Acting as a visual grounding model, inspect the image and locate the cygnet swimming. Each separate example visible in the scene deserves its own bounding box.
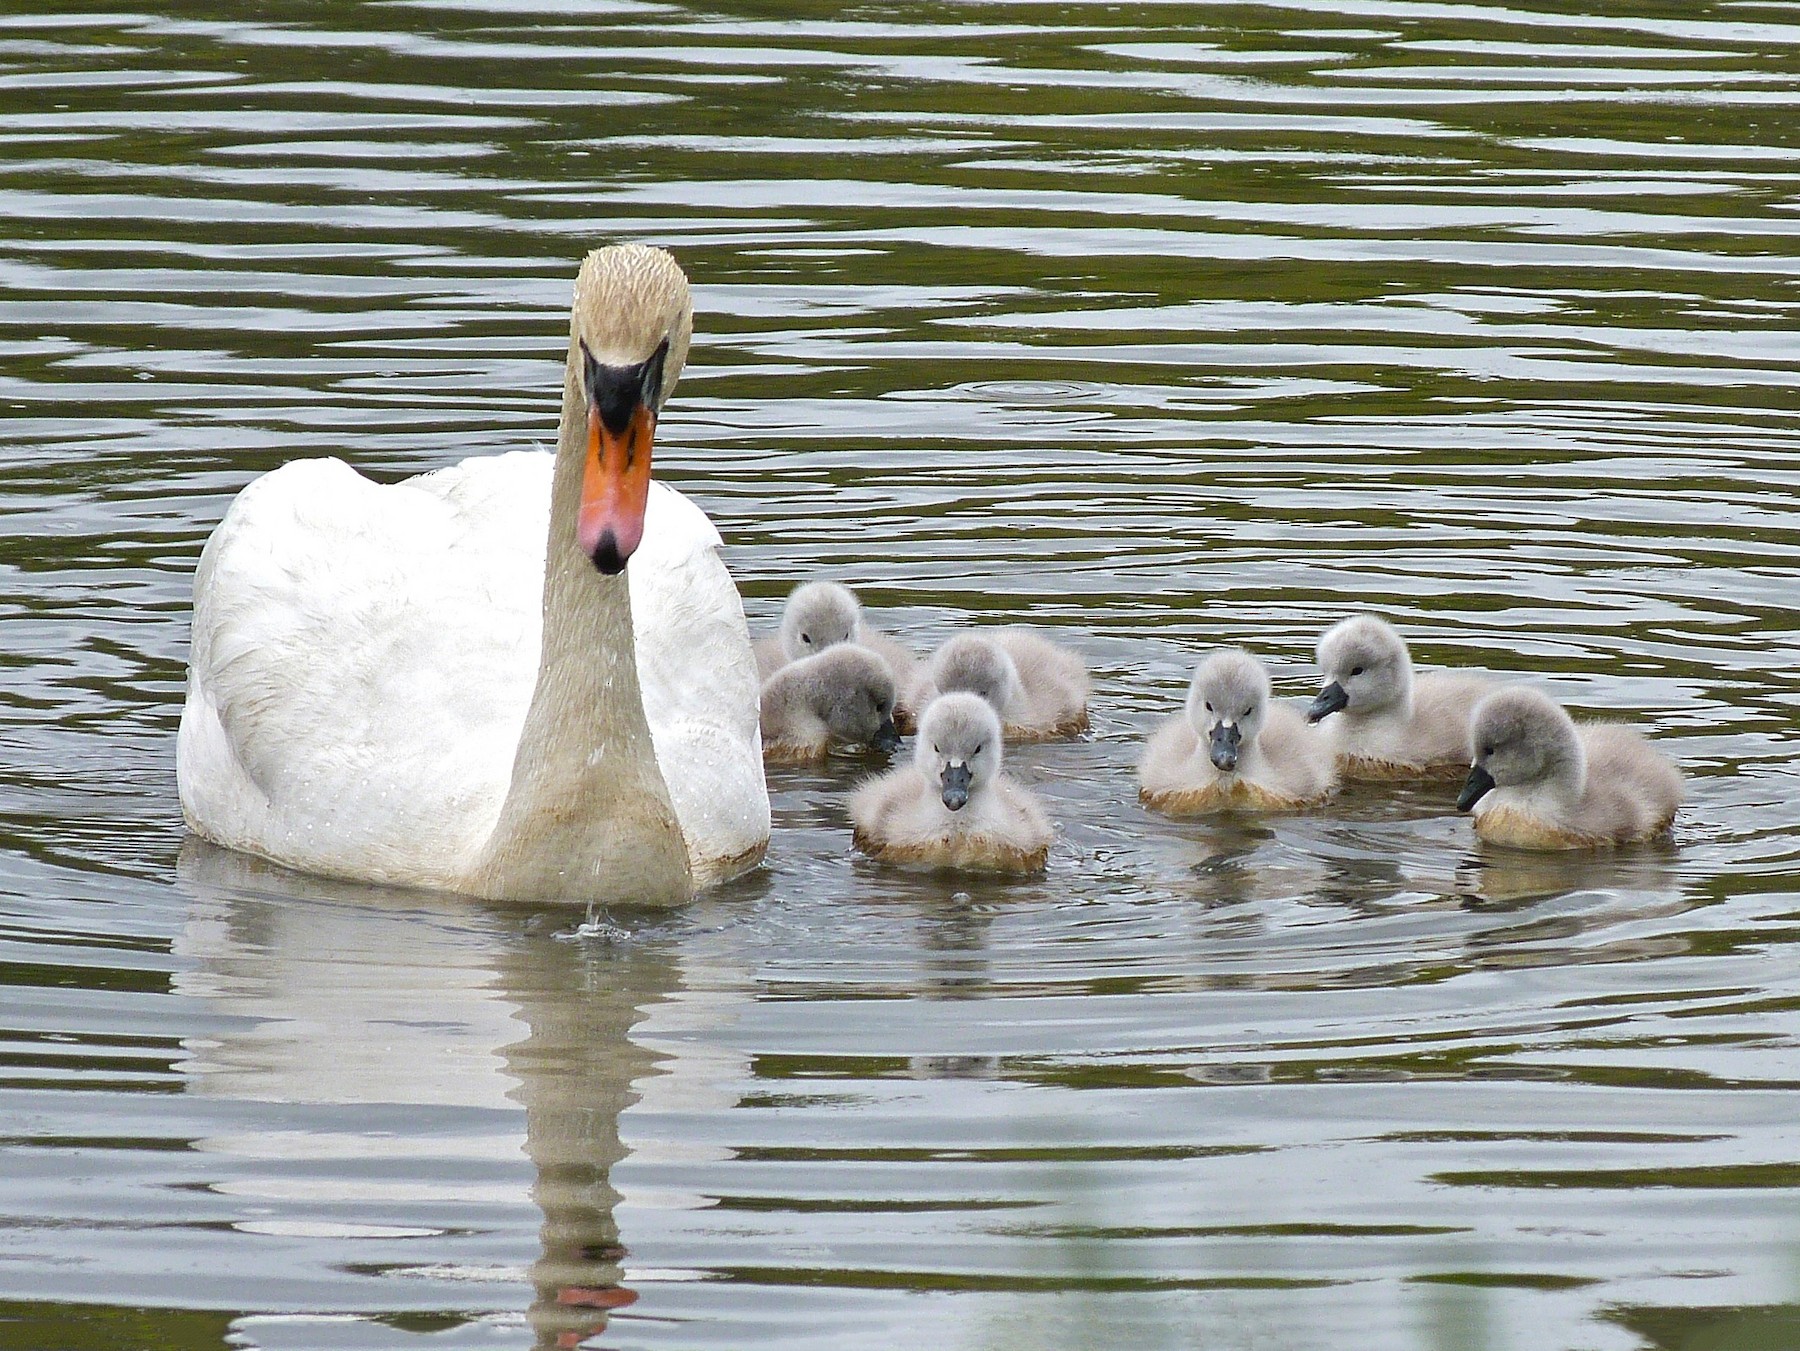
[850,692,1052,872]
[1139,648,1336,814]
[759,644,901,764]
[753,580,922,722]
[918,629,1088,741]
[1307,614,1487,779]
[1458,686,1682,849]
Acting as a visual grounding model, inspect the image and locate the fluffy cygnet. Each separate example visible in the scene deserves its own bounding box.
[919,629,1089,741]
[760,644,901,764]
[1458,686,1682,849]
[1307,614,1487,779]
[850,692,1052,873]
[1139,648,1336,815]
[753,581,923,722]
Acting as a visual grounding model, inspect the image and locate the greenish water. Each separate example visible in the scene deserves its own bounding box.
[2,2,1798,1348]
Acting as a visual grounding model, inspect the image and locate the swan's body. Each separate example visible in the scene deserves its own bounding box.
[919,629,1088,741]
[1308,615,1485,780]
[760,645,900,764]
[1460,687,1682,850]
[1139,649,1335,815]
[851,694,1050,873]
[753,580,923,723]
[177,246,769,903]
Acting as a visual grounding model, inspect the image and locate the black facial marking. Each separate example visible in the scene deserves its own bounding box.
[639,337,668,411]
[581,337,671,435]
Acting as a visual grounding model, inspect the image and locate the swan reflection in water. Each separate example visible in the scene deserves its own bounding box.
[172,838,748,1349]
[1452,841,1681,910]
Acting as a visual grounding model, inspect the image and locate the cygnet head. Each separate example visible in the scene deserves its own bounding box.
[1458,686,1585,812]
[916,693,1003,812]
[780,581,862,662]
[568,245,693,575]
[1186,648,1271,773]
[929,634,1022,716]
[804,645,901,753]
[1309,615,1413,722]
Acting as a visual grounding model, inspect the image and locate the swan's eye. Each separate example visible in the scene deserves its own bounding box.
[932,744,940,754]
[1481,743,1494,757]
[1242,707,1252,719]
[1203,701,1213,713]
[973,744,983,756]
[800,633,812,645]
[1351,665,1365,677]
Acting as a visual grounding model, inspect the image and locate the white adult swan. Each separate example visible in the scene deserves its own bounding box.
[176,245,770,905]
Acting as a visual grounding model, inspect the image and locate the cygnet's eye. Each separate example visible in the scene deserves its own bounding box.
[1350,665,1365,677]
[932,743,940,754]
[1203,701,1213,713]
[1481,743,1494,758]
[800,633,812,645]
[1242,707,1252,719]
[973,744,983,757]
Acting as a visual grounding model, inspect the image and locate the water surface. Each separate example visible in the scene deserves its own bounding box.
[2,2,1798,1348]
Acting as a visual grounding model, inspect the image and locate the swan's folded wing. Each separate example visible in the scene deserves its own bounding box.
[1411,673,1489,764]
[1137,715,1201,797]
[1260,701,1337,801]
[179,455,545,882]
[1578,724,1683,839]
[629,482,770,878]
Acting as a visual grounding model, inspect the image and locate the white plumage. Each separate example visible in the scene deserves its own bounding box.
[178,452,767,894]
[177,245,769,903]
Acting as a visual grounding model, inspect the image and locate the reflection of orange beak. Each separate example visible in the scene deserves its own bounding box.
[578,400,654,574]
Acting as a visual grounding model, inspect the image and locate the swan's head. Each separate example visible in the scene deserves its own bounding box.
[1186,648,1270,773]
[928,635,1022,717]
[780,581,862,661]
[800,645,901,754]
[1309,614,1413,722]
[1459,686,1585,812]
[916,693,1003,812]
[569,244,694,574]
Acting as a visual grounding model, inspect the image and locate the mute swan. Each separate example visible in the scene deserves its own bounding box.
[760,645,901,764]
[1458,686,1682,849]
[753,580,923,721]
[1139,649,1335,815]
[851,693,1051,873]
[1307,615,1486,779]
[176,245,769,905]
[918,629,1089,741]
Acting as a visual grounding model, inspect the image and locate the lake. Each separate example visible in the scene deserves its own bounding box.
[2,1,1798,1348]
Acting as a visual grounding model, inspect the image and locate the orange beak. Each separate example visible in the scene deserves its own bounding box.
[578,399,654,574]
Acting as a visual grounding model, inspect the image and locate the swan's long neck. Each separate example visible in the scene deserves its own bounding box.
[1540,720,1589,806]
[471,350,692,905]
